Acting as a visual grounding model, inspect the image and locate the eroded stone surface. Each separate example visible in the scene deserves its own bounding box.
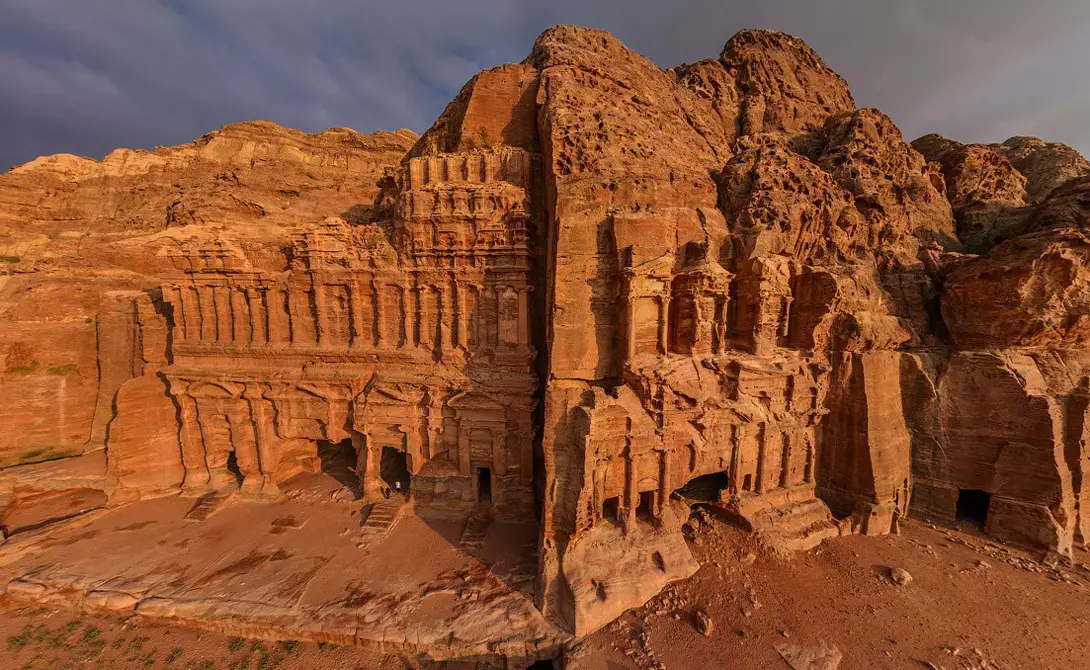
[2,21,1090,662]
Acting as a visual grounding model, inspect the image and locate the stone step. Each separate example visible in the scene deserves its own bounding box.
[751,499,841,555]
[184,493,232,522]
[356,498,405,546]
[458,506,492,551]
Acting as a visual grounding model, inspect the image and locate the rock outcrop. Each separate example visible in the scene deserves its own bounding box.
[3,21,1090,658]
[0,121,415,483]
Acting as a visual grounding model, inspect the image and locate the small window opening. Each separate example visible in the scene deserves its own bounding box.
[651,551,666,572]
[742,474,753,492]
[956,489,991,529]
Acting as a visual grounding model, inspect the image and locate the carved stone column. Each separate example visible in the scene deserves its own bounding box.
[246,386,279,496]
[180,286,198,341]
[197,286,215,341]
[481,286,494,348]
[417,284,431,348]
[457,421,472,476]
[266,287,286,344]
[755,422,767,495]
[517,286,529,347]
[729,423,742,495]
[804,432,815,484]
[374,282,386,348]
[314,278,328,347]
[456,281,469,348]
[491,429,507,476]
[349,278,365,348]
[214,285,233,342]
[657,449,670,519]
[176,388,210,492]
[357,432,384,502]
[659,295,671,354]
[231,288,249,344]
[245,288,265,344]
[231,398,263,494]
[623,443,637,529]
[779,431,792,489]
[625,296,637,361]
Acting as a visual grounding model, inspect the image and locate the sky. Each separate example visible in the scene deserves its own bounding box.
[3,0,1090,171]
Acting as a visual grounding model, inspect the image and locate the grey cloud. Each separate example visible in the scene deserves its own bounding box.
[2,0,1089,170]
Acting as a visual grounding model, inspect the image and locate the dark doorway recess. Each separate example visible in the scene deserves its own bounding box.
[525,661,555,670]
[317,439,357,489]
[637,491,654,518]
[478,467,492,504]
[225,451,243,487]
[380,446,410,494]
[675,471,730,502]
[602,496,620,521]
[956,489,991,529]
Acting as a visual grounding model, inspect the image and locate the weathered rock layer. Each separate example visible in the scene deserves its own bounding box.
[3,23,1090,651]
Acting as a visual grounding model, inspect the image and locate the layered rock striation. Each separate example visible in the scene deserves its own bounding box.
[2,23,1090,649]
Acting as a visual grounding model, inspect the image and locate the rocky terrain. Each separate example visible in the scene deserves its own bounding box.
[0,121,416,471]
[2,22,1090,670]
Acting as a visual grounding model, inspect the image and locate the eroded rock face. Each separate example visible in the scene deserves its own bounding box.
[912,134,1030,251]
[5,21,1090,651]
[995,136,1090,204]
[0,121,414,479]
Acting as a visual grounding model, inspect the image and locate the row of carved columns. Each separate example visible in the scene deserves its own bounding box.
[171,278,532,351]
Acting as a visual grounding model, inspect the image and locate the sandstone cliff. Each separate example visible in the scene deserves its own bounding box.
[0,121,416,472]
[3,21,1090,652]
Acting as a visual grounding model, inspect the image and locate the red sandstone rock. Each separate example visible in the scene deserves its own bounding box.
[3,22,1090,660]
[994,136,1090,204]
[912,133,1030,251]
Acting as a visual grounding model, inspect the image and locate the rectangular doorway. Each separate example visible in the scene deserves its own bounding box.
[477,467,492,504]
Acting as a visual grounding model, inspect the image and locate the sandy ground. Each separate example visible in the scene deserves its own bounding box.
[0,602,420,670]
[3,490,1089,669]
[567,511,1090,670]
[0,481,555,664]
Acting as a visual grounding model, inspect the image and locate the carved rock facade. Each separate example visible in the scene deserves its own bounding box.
[4,24,1090,651]
[161,149,537,520]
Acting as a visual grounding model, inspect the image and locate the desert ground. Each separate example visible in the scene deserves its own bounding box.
[2,505,1087,669]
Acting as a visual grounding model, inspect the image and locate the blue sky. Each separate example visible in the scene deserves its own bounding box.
[2,0,1089,170]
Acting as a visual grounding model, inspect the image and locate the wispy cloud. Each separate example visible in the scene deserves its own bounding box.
[2,0,1089,170]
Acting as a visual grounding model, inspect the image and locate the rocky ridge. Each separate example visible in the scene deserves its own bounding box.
[2,21,1090,661]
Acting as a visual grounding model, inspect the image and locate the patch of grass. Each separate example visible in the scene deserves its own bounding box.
[7,360,39,374]
[227,637,245,652]
[0,255,20,263]
[7,625,33,649]
[166,646,183,665]
[317,641,337,651]
[46,620,82,648]
[45,363,77,375]
[13,447,80,466]
[277,640,299,654]
[227,657,250,670]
